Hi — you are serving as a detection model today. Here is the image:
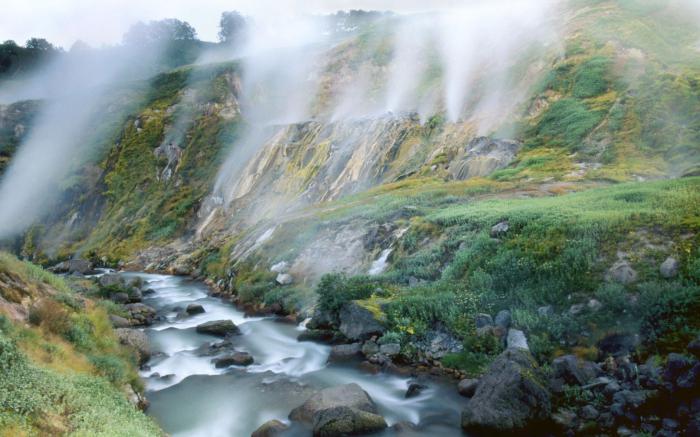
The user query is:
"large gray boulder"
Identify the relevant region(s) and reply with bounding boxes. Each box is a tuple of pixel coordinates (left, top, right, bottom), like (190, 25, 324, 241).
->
(124, 303, 156, 326)
(50, 259, 93, 275)
(289, 383, 379, 423)
(461, 349, 551, 434)
(99, 273, 125, 288)
(312, 406, 387, 437)
(339, 302, 385, 341)
(660, 257, 679, 279)
(552, 355, 599, 386)
(196, 320, 240, 337)
(115, 328, 151, 365)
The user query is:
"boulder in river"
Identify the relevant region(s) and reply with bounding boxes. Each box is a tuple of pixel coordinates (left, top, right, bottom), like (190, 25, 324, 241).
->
(186, 303, 205, 315)
(289, 383, 381, 423)
(214, 351, 253, 368)
(458, 378, 479, 398)
(339, 302, 385, 341)
(461, 348, 551, 434)
(251, 419, 289, 437)
(196, 319, 240, 337)
(312, 406, 387, 437)
(125, 303, 156, 326)
(330, 343, 362, 360)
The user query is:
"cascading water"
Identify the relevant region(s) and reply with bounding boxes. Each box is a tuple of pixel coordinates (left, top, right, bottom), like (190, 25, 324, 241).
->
(132, 273, 466, 436)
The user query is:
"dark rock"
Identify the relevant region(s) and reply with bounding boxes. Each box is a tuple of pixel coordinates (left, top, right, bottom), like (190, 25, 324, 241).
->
(612, 390, 651, 410)
(604, 381, 622, 398)
(490, 221, 509, 238)
(552, 409, 577, 429)
(677, 362, 700, 389)
(124, 303, 156, 326)
(186, 303, 205, 315)
(495, 310, 511, 330)
(552, 355, 598, 386)
(49, 259, 93, 275)
(339, 302, 385, 341)
(312, 406, 387, 437)
(660, 257, 680, 279)
(597, 333, 640, 358)
(128, 288, 142, 303)
(662, 418, 679, 430)
(405, 382, 428, 398)
(115, 328, 151, 365)
(361, 341, 379, 357)
(330, 343, 362, 360)
(688, 335, 700, 359)
(289, 383, 381, 424)
(458, 378, 479, 398)
(379, 343, 400, 356)
(196, 320, 240, 337)
(111, 292, 130, 304)
(196, 340, 234, 357)
(109, 314, 131, 328)
(251, 419, 288, 437)
(579, 405, 599, 420)
(664, 353, 694, 386)
(142, 288, 156, 296)
(214, 352, 253, 368)
(298, 329, 336, 343)
(461, 349, 551, 433)
(475, 313, 494, 329)
(307, 308, 336, 330)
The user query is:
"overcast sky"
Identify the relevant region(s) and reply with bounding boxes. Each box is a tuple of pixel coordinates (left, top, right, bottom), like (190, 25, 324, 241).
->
(1, 0, 466, 47)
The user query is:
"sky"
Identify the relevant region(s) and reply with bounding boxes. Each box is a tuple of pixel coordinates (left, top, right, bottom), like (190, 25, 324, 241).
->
(1, 0, 466, 47)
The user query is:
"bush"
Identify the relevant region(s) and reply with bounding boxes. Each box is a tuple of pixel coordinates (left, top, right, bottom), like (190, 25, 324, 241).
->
(572, 56, 611, 98)
(316, 273, 376, 314)
(386, 290, 459, 336)
(89, 354, 127, 385)
(530, 98, 604, 151)
(28, 300, 71, 336)
(636, 281, 700, 354)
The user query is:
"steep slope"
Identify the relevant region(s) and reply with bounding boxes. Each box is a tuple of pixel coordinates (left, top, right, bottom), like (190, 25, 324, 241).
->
(0, 252, 160, 436)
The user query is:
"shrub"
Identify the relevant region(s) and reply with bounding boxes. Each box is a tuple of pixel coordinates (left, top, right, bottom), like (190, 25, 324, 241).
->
(28, 300, 71, 336)
(530, 98, 604, 151)
(386, 290, 459, 336)
(316, 273, 376, 314)
(89, 354, 127, 385)
(572, 56, 611, 98)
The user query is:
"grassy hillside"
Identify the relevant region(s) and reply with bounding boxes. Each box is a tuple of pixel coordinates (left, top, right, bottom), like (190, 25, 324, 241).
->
(0, 253, 161, 436)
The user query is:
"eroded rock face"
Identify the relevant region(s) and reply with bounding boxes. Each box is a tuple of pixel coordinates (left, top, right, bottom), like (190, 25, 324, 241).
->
(339, 302, 385, 341)
(461, 349, 551, 434)
(449, 137, 521, 180)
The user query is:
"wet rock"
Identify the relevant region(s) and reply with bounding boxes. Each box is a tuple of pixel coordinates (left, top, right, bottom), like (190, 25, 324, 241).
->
(307, 308, 335, 330)
(195, 319, 240, 337)
(142, 288, 156, 296)
(506, 329, 529, 350)
(251, 419, 288, 437)
(552, 409, 577, 429)
(660, 257, 679, 279)
(461, 349, 551, 433)
(330, 343, 362, 360)
(214, 351, 253, 368)
(475, 313, 494, 329)
(276, 273, 293, 285)
(196, 340, 234, 357)
(125, 303, 156, 326)
(339, 302, 385, 341)
(289, 383, 381, 424)
(552, 355, 598, 386)
(604, 381, 622, 398)
(495, 310, 511, 330)
(49, 259, 93, 275)
(405, 382, 428, 398)
(490, 221, 509, 238)
(115, 328, 151, 365)
(361, 341, 379, 357)
(186, 303, 205, 315)
(379, 343, 401, 356)
(298, 329, 336, 343)
(607, 260, 638, 284)
(580, 405, 599, 420)
(312, 406, 387, 437)
(664, 353, 694, 386)
(458, 378, 479, 398)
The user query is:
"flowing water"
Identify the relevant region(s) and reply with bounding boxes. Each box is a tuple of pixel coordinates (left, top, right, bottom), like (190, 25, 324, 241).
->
(130, 273, 466, 436)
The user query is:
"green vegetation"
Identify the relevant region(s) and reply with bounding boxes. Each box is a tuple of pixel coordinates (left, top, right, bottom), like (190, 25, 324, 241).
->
(0, 252, 160, 435)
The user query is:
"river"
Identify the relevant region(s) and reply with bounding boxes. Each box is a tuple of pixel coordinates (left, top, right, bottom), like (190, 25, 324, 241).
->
(128, 273, 465, 436)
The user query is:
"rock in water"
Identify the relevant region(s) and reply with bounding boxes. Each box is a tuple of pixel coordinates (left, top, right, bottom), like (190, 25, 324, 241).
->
(289, 383, 380, 423)
(458, 378, 479, 398)
(196, 320, 240, 337)
(186, 303, 205, 315)
(339, 302, 385, 341)
(312, 406, 387, 437)
(251, 419, 288, 437)
(213, 352, 253, 368)
(461, 349, 551, 434)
